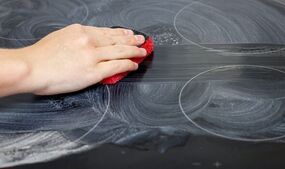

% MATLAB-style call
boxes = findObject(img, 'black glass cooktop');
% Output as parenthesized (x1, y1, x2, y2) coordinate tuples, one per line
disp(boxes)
(1, 0, 285, 168)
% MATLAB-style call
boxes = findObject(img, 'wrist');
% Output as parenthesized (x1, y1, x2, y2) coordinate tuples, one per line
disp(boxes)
(12, 46, 48, 95)
(0, 48, 33, 96)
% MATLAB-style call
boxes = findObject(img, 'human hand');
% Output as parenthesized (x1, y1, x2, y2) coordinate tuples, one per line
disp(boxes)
(18, 24, 146, 95)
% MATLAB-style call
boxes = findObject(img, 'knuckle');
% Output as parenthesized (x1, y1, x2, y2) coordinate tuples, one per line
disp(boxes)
(131, 37, 139, 44)
(126, 37, 136, 44)
(117, 36, 136, 45)
(130, 46, 140, 54)
(78, 34, 90, 45)
(117, 29, 126, 35)
(69, 23, 84, 31)
(108, 37, 116, 45)
(120, 37, 130, 44)
(125, 60, 136, 69)
(68, 24, 90, 45)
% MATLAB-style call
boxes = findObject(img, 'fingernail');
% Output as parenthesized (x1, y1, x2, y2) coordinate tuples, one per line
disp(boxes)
(135, 35, 145, 43)
(134, 63, 139, 69)
(140, 48, 147, 55)
(124, 29, 134, 35)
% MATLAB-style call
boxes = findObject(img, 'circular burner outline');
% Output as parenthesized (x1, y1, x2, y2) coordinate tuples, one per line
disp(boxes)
(178, 64, 285, 142)
(173, 1, 285, 55)
(44, 85, 110, 150)
(71, 85, 110, 144)
(0, 0, 89, 41)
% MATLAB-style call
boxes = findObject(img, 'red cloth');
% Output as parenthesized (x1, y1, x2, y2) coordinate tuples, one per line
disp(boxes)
(101, 37, 154, 85)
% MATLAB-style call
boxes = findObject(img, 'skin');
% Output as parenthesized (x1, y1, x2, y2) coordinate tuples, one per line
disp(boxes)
(0, 24, 147, 97)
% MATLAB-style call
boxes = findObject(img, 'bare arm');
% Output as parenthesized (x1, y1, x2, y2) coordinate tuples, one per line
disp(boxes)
(0, 48, 31, 96)
(0, 24, 146, 97)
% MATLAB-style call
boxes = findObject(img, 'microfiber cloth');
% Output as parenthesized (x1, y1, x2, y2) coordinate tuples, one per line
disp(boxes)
(101, 26, 154, 85)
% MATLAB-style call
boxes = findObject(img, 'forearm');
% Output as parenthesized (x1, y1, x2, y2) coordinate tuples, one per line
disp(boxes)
(0, 48, 31, 97)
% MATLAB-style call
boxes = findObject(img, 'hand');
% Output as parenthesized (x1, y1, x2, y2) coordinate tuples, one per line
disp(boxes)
(18, 24, 147, 95)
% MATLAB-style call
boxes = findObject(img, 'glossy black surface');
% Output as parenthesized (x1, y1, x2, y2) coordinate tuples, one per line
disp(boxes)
(15, 137, 285, 169)
(1, 0, 285, 168)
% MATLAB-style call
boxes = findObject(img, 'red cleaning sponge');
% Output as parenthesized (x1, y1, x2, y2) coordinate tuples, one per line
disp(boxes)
(101, 28, 154, 85)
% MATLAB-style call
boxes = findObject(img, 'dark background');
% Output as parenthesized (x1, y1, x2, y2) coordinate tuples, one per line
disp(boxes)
(15, 136, 285, 169)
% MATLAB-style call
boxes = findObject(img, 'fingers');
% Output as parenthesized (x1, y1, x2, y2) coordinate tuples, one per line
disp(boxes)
(94, 45, 147, 61)
(85, 26, 134, 36)
(96, 59, 138, 80)
(83, 26, 145, 46)
(96, 27, 134, 36)
(111, 34, 145, 46)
